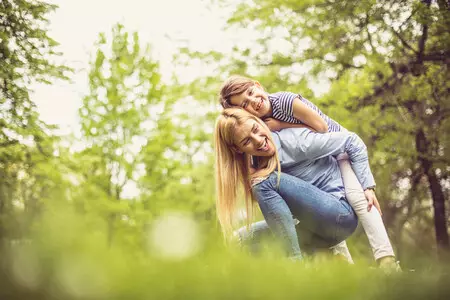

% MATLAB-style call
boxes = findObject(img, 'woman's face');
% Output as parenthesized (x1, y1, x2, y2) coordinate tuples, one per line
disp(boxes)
(232, 118, 276, 157)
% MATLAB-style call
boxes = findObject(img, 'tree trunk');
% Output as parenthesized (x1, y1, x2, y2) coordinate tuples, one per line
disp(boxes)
(107, 214, 115, 247)
(415, 129, 449, 258)
(0, 182, 4, 249)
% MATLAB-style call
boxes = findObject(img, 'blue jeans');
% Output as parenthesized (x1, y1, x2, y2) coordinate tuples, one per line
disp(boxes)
(236, 172, 358, 259)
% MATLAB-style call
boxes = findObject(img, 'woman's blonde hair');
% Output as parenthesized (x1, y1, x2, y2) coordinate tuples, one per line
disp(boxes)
(219, 75, 261, 108)
(214, 107, 280, 238)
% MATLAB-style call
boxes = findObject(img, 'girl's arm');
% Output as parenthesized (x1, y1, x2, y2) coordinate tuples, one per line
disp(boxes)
(265, 118, 314, 132)
(291, 97, 328, 133)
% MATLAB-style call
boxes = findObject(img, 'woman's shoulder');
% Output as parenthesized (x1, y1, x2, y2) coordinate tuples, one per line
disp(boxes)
(273, 128, 311, 149)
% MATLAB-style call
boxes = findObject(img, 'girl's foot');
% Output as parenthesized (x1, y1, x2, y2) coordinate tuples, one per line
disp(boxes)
(378, 256, 401, 274)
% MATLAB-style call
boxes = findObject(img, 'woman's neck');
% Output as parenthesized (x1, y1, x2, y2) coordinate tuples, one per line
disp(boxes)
(253, 156, 270, 169)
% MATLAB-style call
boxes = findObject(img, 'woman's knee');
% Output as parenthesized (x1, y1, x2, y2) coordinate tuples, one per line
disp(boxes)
(251, 173, 278, 194)
(233, 221, 273, 253)
(251, 174, 286, 212)
(336, 209, 358, 241)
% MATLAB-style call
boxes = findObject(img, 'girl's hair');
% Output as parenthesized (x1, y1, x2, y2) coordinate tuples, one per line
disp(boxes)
(214, 107, 280, 238)
(219, 75, 261, 108)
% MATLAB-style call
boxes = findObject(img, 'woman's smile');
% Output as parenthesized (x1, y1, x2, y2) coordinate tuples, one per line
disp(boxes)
(257, 138, 269, 152)
(233, 119, 275, 156)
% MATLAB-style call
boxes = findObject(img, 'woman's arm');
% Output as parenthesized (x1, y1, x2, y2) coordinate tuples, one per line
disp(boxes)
(291, 97, 328, 133)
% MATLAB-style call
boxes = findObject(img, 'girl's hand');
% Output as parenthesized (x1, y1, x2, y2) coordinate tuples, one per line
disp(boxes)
(364, 189, 382, 215)
(246, 155, 257, 175)
(264, 118, 283, 131)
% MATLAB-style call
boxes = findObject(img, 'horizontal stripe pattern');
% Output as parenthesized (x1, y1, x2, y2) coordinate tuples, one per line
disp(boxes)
(269, 91, 341, 132)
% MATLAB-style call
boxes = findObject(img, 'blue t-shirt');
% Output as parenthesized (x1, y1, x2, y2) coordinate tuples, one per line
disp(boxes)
(272, 128, 376, 199)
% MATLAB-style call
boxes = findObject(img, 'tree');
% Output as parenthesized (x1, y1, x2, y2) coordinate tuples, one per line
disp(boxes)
(0, 0, 71, 243)
(80, 23, 164, 246)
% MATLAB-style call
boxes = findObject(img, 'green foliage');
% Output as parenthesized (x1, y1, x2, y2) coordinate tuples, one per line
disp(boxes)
(78, 23, 166, 245)
(77, 23, 217, 246)
(80, 23, 163, 198)
(0, 0, 71, 142)
(0, 0, 72, 241)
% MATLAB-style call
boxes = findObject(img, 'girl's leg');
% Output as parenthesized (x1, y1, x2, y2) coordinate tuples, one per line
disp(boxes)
(252, 172, 358, 259)
(330, 241, 354, 264)
(336, 155, 395, 261)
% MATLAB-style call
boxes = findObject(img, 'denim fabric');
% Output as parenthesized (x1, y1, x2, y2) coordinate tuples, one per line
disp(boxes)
(246, 172, 358, 259)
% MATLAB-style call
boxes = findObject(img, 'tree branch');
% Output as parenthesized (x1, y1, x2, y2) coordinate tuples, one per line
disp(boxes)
(364, 13, 378, 55)
(0, 140, 19, 147)
(399, 7, 419, 30)
(417, 0, 432, 63)
(390, 28, 418, 54)
(422, 52, 450, 63)
(328, 59, 363, 69)
(436, 0, 450, 11)
(353, 73, 403, 108)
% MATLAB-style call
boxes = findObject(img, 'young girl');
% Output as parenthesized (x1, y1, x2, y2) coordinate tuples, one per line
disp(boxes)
(219, 75, 399, 270)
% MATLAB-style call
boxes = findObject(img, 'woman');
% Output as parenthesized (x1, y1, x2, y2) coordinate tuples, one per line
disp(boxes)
(215, 108, 378, 261)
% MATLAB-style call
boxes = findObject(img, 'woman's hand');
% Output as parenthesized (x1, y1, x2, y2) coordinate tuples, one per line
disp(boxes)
(364, 189, 382, 215)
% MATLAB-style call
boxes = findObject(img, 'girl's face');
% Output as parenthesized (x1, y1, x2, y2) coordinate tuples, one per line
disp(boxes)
(229, 83, 271, 118)
(232, 118, 275, 157)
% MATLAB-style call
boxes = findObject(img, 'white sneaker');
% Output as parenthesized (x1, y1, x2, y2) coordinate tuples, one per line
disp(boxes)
(378, 256, 402, 274)
(330, 240, 354, 264)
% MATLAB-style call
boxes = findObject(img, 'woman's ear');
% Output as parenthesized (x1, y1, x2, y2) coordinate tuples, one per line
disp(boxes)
(231, 145, 243, 154)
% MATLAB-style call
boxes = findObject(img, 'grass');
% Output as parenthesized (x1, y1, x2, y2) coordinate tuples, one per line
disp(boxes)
(1, 210, 449, 300)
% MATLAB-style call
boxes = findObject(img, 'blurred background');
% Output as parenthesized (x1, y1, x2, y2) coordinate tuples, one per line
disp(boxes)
(0, 0, 449, 298)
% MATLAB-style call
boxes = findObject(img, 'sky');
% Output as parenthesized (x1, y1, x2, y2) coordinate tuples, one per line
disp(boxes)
(30, 0, 256, 198)
(32, 0, 332, 138)
(27, 0, 335, 199)
(32, 0, 241, 136)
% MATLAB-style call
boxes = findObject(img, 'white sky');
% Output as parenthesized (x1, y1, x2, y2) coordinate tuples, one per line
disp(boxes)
(29, 0, 331, 198)
(32, 0, 330, 137)
(32, 0, 242, 136)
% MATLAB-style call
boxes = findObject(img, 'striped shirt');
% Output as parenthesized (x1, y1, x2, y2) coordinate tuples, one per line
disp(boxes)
(268, 92, 342, 132)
